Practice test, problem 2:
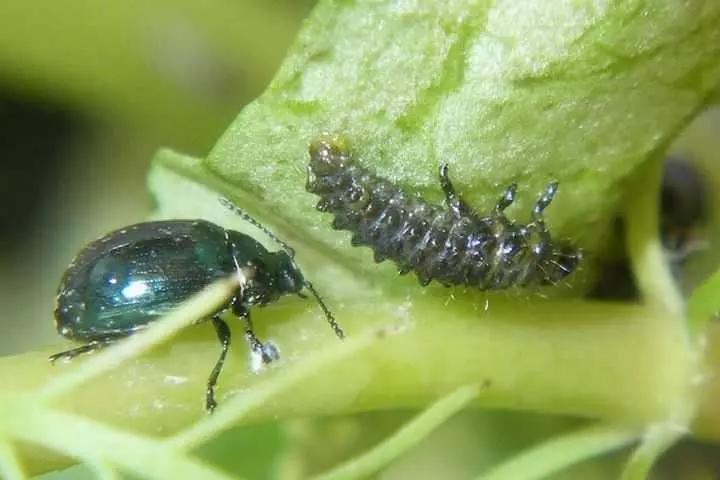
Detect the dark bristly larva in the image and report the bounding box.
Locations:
[306,134,581,289]
[51,200,344,413]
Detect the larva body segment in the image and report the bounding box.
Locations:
[306,135,581,289]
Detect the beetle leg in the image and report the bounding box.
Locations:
[262,341,281,362]
[495,183,518,214]
[531,182,559,225]
[231,299,274,364]
[244,312,275,364]
[206,315,231,414]
[48,339,113,363]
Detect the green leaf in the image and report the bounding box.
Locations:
[202,0,720,279]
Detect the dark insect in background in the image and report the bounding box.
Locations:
[589,155,712,301]
[50,199,344,413]
[306,134,581,290]
[660,157,711,267]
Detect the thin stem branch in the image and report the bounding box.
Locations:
[314,384,484,480]
[477,423,637,480]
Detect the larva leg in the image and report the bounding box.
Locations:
[495,183,518,214]
[532,182,559,224]
[439,163,471,217]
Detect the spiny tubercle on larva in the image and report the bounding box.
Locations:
[306,134,581,290]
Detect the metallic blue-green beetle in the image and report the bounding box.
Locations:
[50,198,344,412]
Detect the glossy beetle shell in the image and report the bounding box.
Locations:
[54,219,302,341]
[51,203,343,414]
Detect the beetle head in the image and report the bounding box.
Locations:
[271,251,305,295]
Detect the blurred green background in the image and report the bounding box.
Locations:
[2,1,719,479]
[0,0,317,356]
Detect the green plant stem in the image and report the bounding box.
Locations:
[0,440,26,480]
[5,406,236,480]
[90,461,121,480]
[314,384,482,480]
[692,321,720,439]
[619,423,685,480]
[477,423,637,480]
[6,299,718,475]
[687,269,720,339]
[167,326,383,450]
[625,158,685,320]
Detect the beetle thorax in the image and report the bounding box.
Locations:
[233,251,305,308]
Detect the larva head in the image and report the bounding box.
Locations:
[308,134,352,176]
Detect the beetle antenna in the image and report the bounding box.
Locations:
[219,197,296,257]
[304,281,345,339]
